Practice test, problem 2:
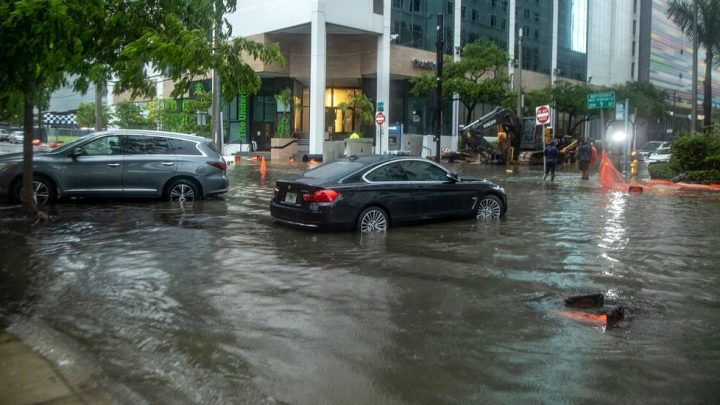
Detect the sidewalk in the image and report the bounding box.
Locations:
[0,332,111,405]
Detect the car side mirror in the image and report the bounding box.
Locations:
[446,172,460,183]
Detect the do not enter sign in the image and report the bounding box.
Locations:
[535,105,550,125]
[375,112,385,126]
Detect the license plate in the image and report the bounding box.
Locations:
[284,191,297,204]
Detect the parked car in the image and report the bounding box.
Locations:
[270,155,508,232]
[9,131,24,144]
[638,141,669,161]
[0,129,10,142]
[646,147,672,164]
[0,130,229,206]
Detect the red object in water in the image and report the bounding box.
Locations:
[234,155,241,164]
[32,139,41,145]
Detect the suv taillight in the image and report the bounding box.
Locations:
[303,189,339,203]
[207,161,227,172]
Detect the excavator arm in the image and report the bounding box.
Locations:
[459,107,523,162]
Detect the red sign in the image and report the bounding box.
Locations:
[535,105,550,125]
[375,112,385,126]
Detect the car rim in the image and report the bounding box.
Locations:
[170,184,195,203]
[360,209,387,232]
[476,197,502,220]
[32,181,50,206]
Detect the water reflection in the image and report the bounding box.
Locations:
[1,162,719,403]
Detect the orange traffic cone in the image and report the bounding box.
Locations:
[260,156,267,176]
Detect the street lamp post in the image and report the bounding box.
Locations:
[435,13,444,162]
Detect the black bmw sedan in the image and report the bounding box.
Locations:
[270,155,507,232]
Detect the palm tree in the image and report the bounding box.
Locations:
[337,93,374,134]
[667,0,720,129]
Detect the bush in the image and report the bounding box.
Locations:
[685,169,720,185]
[670,134,709,171]
[647,162,677,180]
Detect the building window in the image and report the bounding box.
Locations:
[472,9,478,22]
[392,0,403,8]
[503,0,508,11]
[534,29,539,40]
[501,18,506,31]
[633,20,636,35]
[491,15,497,27]
[632,41,636,56]
[461,6,466,19]
[534,12,539,22]
[447,1,453,14]
[631,62,635,78]
[492,0,497,8]
[412,0,420,12]
[524,9,530,18]
[373,0,383,14]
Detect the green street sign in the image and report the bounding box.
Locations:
[377,101,384,112]
[587,92,616,109]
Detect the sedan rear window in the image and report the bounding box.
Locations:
[303,161,365,181]
[169,139,202,155]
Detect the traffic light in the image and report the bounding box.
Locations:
[544,127,553,144]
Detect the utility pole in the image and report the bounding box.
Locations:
[95,81,103,131]
[691,0,698,134]
[212,0,224,155]
[516,28,523,119]
[435,13,444,162]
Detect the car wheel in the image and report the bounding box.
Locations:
[356,206,389,233]
[12,175,56,206]
[476,194,503,220]
[166,179,199,205]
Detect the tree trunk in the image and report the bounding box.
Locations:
[95,80,103,131]
[703,48,713,130]
[22,97,37,215]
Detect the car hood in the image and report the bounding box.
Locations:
[0,152,23,163]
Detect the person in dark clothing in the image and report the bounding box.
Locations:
[578,139,592,180]
[544,140,559,181]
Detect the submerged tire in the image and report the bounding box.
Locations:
[166,179,199,204]
[356,206,389,233]
[476,194,503,220]
[12,175,56,206]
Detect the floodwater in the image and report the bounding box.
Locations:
[1,161,720,404]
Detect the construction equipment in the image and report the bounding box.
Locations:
[459,106,543,164]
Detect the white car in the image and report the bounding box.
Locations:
[9,131,24,144]
[646,147,671,164]
[638,141,670,161]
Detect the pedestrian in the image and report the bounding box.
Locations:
[544,140,559,181]
[578,139,592,180]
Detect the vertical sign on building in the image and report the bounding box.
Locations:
[238,92,248,142]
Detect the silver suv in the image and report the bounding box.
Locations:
[0,130,229,205]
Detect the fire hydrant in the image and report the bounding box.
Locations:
[630,151,639,181]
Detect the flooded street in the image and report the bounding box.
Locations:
[2,161,720,404]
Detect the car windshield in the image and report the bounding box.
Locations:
[49,134,95,154]
[302,160,365,181]
[654,148,671,154]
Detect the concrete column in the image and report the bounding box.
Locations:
[551,0,559,133]
[375,0,391,154]
[309,1,327,155]
[451,0,462,151]
[508,0,516,88]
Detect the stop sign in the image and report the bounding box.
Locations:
[535,105,550,125]
[375,112,385,126]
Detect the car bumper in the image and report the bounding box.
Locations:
[270,199,352,231]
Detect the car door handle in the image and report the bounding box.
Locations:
[106,163,120,167]
[161,162,175,166]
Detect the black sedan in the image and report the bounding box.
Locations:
[270,155,507,232]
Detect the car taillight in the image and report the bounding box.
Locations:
[303,189,339,203]
[207,161,227,171]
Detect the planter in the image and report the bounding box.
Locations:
[270,138,303,163]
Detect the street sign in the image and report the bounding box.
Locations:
[535,105,550,125]
[616,102,625,120]
[376,101,384,112]
[587,92,616,109]
[375,112,385,126]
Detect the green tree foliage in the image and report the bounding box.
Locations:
[667,0,720,129]
[410,39,510,124]
[612,81,669,126]
[146,99,184,132]
[549,81,594,137]
[274,87,293,137]
[0,1,105,214]
[181,87,212,137]
[112,101,148,129]
[76,102,111,128]
[337,93,374,134]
